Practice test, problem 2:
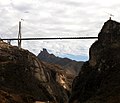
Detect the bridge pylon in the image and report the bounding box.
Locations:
[18,21,22,49]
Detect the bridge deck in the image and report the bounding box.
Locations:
[1,37,98,40]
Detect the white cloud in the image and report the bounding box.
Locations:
[0,0,120,61]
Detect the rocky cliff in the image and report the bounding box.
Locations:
[37,49,83,76]
[0,41,68,103]
[37,49,84,94]
[69,20,120,103]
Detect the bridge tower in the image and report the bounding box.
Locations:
[18,21,22,49]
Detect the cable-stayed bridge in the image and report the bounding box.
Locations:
[0,21,98,50]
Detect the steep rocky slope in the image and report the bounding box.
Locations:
[37,49,84,94]
[37,48,83,76]
[69,20,120,103]
[0,41,68,103]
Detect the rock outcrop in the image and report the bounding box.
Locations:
[69,20,120,103]
[0,41,68,103]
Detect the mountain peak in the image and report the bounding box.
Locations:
[39,48,51,58]
[43,48,48,52]
[37,49,84,76]
[98,20,120,45]
[42,48,49,54]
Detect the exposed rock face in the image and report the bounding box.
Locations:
[69,20,120,103]
[37,49,83,76]
[0,41,68,103]
[37,49,84,93]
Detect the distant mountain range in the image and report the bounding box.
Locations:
[37,48,84,76]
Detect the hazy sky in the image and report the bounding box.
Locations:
[0,0,120,61]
